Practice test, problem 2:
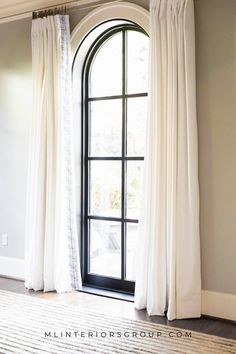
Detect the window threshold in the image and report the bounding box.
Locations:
[79,285,134,303]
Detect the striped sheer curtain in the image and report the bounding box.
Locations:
[25,14,81,292]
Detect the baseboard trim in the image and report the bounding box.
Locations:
[201,290,236,322]
[0,257,235,321]
[0,256,25,280]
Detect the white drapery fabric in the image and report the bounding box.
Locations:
[25,15,81,292]
[134,0,201,320]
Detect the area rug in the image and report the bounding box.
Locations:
[0,290,235,353]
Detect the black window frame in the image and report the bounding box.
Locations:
[81,23,148,294]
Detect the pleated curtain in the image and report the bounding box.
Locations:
[25,15,81,292]
[134,0,201,320]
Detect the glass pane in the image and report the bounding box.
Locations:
[89,100,122,157]
[127,30,149,94]
[126,223,138,281]
[89,220,121,278]
[127,97,147,156]
[89,161,121,217]
[126,161,143,220]
[89,32,122,97]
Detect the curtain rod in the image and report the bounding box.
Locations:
[0,0,122,24]
[32,6,67,20]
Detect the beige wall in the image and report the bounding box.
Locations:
[195,0,236,295]
[0,0,235,295]
[0,18,32,258]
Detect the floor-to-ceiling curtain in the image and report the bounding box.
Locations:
[25,14,81,292]
[135,0,201,320]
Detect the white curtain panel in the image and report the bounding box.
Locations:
[134,0,201,320]
[25,15,81,292]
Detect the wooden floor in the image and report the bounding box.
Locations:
[0,277,235,341]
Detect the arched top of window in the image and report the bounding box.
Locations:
[71,2,149,58]
[83,25,149,100]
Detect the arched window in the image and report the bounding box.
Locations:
[81,23,148,293]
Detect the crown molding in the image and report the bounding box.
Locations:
[0,0,71,19]
[0,0,106,23]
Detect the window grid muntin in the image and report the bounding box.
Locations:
[83,24,147,293]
